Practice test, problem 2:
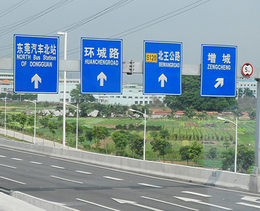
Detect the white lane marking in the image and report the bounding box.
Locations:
[241,195,260,203]
[11,158,23,161]
[77,198,120,211]
[0,155,6,158]
[182,191,212,198]
[50,175,83,184]
[0,176,26,185]
[138,183,162,188]
[141,196,198,211]
[30,161,43,165]
[174,196,233,210]
[75,170,92,175]
[51,165,65,169]
[237,202,260,209]
[112,198,163,211]
[0,163,17,169]
[103,176,123,181]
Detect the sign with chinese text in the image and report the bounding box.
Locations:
[14,34,59,93]
[201,44,237,97]
[143,40,182,95]
[81,37,122,94]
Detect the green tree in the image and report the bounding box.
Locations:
[243,88,255,98]
[70,84,95,103]
[164,75,237,111]
[17,113,27,139]
[159,129,170,140]
[249,109,256,120]
[237,144,254,173]
[91,126,109,152]
[189,141,203,164]
[220,147,234,171]
[179,145,192,165]
[47,121,58,146]
[128,133,143,158]
[184,106,195,118]
[150,133,173,162]
[111,130,129,155]
[39,115,51,128]
[206,147,217,165]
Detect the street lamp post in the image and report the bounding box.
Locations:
[66,103,79,149]
[33,100,36,144]
[129,108,147,160]
[57,31,67,149]
[4,97,6,136]
[217,116,238,173]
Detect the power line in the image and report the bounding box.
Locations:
[0,0,29,18]
[56,0,134,57]
[0,0,74,36]
[111,0,210,38]
[50,0,133,34]
[66,0,210,56]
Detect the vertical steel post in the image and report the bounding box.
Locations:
[254,79,260,174]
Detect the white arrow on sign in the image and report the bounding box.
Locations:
[174,196,233,210]
[97,72,107,86]
[158,73,167,87]
[31,74,42,89]
[214,78,224,88]
[112,198,163,211]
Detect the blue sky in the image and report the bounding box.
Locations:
[1,0,259,70]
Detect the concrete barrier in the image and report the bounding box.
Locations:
[12,191,78,211]
[0,138,259,193]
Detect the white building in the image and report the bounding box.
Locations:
[237,77,257,97]
[37,78,80,103]
[0,71,257,101]
[0,72,13,94]
[94,83,164,105]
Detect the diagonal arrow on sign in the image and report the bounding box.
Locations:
[97,72,107,86]
[112,198,163,211]
[174,196,233,210]
[214,78,224,88]
[31,74,42,89]
[158,73,167,87]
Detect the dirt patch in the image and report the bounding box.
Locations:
[184,122,198,127]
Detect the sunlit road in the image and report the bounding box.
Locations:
[0,146,259,211]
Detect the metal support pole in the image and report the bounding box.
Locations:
[143,109,146,161]
[76,103,78,150]
[58,31,67,149]
[254,79,260,174]
[235,117,238,173]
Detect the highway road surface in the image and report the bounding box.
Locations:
[0,146,260,211]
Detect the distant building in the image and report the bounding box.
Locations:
[93,83,165,106]
[237,77,257,97]
[37,78,80,103]
[0,71,257,101]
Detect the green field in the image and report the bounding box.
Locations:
[0,101,256,171]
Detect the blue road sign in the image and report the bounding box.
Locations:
[143,40,182,95]
[201,44,237,97]
[14,34,59,93]
[81,38,122,94]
